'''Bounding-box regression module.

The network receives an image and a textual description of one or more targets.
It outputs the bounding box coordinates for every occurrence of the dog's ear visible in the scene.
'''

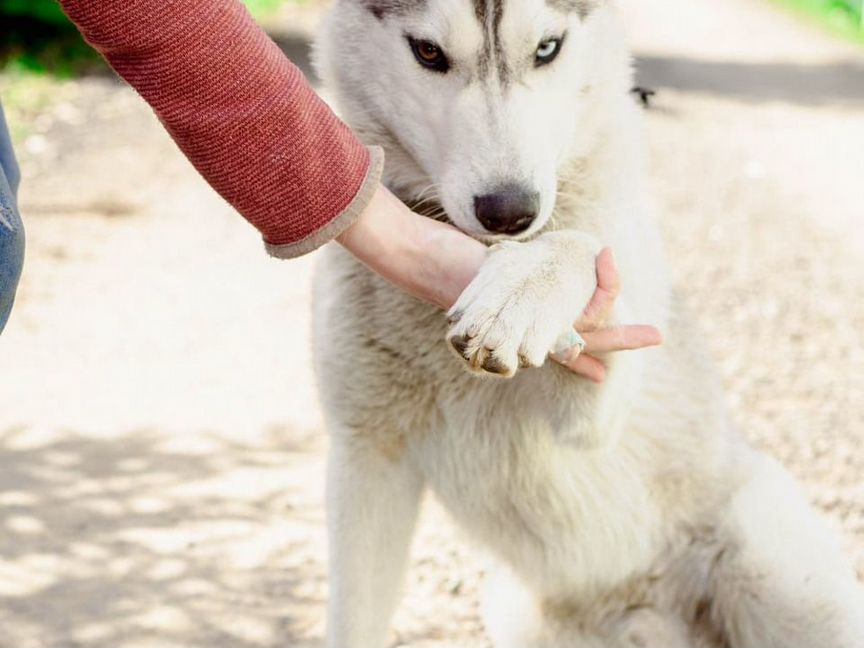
[360,0,425,20]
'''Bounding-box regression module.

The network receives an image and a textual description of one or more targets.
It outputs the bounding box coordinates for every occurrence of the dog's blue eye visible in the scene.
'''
[535,38,563,66]
[408,37,450,73]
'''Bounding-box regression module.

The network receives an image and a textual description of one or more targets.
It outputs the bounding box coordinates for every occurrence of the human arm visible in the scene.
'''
[58,0,380,258]
[335,185,488,311]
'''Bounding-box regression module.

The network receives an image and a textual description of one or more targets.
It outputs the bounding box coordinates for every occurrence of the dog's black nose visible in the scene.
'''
[474,186,539,235]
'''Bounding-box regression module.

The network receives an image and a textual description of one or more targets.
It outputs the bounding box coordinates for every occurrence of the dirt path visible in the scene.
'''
[0,0,862,645]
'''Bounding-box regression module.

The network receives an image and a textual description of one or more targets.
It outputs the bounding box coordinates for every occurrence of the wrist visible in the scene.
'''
[337,184,486,309]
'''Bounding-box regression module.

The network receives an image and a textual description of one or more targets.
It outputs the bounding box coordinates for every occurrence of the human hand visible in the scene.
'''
[550,248,662,383]
[338,185,661,382]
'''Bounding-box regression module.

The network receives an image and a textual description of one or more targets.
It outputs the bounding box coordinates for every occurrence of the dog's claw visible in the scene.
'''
[449,334,471,359]
[481,354,511,376]
[448,334,514,377]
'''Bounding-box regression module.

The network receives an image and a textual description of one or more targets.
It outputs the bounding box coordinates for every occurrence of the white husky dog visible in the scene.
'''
[310,0,864,645]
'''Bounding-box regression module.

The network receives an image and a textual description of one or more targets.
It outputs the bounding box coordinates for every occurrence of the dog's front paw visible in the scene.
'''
[446,233,601,378]
[446,292,540,378]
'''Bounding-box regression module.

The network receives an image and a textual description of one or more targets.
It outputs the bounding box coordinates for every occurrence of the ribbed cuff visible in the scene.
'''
[264,145,384,259]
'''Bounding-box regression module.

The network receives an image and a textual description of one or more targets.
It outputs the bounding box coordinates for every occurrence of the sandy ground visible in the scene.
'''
[0,0,863,645]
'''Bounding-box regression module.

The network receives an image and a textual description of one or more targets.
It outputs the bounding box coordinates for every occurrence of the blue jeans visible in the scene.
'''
[0,101,24,334]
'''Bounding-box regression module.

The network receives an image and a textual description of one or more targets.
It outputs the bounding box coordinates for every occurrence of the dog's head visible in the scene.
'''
[315,0,632,238]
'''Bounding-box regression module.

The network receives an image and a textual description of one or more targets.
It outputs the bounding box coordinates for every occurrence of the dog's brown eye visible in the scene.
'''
[407,36,450,73]
[418,42,439,61]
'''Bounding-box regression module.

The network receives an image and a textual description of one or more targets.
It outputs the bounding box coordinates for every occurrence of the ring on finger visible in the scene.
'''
[551,329,586,361]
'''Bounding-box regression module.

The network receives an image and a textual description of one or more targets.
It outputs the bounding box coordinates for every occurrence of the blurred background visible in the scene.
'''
[0,0,862,645]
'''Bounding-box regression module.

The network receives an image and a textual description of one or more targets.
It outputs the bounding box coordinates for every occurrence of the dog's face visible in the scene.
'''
[317,0,629,238]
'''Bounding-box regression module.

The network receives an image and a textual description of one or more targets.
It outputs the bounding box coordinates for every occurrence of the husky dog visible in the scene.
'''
[310,0,864,645]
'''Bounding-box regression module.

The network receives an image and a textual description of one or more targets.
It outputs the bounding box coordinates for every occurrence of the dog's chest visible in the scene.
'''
[317,252,667,595]
[410,379,664,597]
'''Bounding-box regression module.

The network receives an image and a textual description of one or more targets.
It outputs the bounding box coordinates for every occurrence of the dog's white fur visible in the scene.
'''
[310,0,864,645]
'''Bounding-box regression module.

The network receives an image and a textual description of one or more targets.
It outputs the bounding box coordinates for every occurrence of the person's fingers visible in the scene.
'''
[595,247,620,296]
[553,352,606,383]
[550,324,661,379]
[578,248,620,330]
[581,325,663,353]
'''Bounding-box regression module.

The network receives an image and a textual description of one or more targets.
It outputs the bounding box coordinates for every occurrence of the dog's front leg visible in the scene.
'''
[326,433,424,648]
[446,231,639,446]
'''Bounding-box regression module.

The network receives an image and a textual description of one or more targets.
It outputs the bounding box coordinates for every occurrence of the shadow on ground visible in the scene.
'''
[268,29,318,82]
[0,426,326,648]
[635,55,864,106]
[267,30,864,108]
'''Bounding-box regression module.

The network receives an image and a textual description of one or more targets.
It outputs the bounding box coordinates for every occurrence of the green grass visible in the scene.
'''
[0,0,69,25]
[768,0,864,45]
[243,0,296,17]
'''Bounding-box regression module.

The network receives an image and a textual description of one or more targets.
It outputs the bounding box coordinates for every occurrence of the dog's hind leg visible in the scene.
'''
[710,454,864,648]
[325,433,424,648]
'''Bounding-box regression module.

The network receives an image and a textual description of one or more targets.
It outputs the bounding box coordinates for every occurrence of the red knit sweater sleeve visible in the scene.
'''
[59,0,383,258]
